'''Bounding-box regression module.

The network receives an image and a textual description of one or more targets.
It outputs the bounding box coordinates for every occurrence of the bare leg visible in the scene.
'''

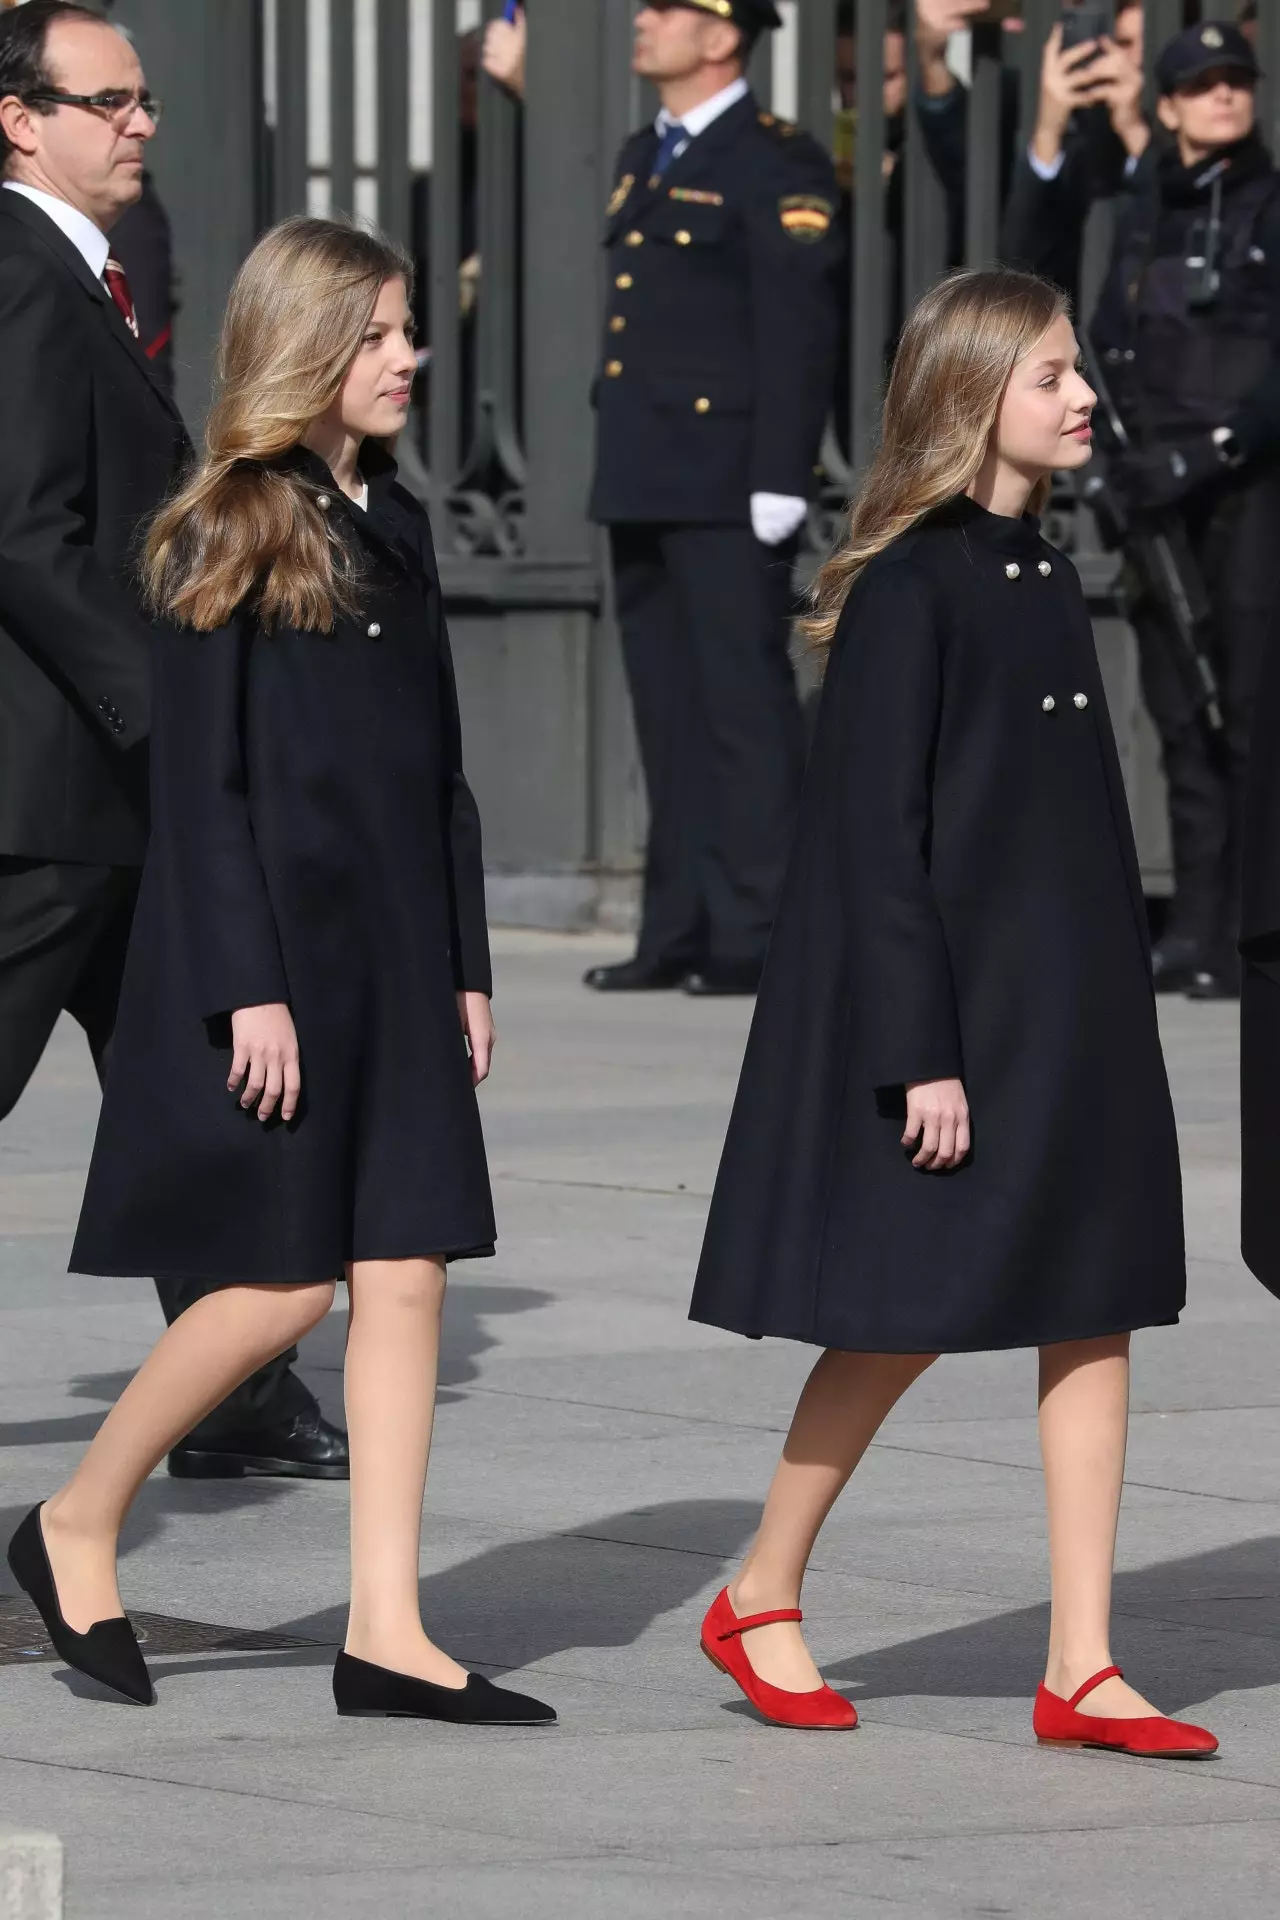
[41,1281,337,1631]
[1039,1332,1160,1717]
[342,1257,467,1687]
[727,1348,938,1691]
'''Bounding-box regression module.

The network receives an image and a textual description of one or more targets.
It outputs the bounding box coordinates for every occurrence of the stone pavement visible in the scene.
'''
[0,931,1277,1920]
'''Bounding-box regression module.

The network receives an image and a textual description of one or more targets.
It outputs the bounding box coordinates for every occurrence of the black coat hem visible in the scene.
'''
[687,1308,1181,1355]
[70,1241,496,1285]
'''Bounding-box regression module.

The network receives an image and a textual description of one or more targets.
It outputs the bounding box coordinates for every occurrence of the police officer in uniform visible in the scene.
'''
[1091,22,1280,999]
[586,0,844,996]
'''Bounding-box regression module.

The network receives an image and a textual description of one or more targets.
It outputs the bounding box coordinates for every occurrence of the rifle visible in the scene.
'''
[1079,335,1224,735]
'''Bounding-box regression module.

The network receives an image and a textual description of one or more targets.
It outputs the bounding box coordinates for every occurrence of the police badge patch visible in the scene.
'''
[607,174,635,218]
[779,194,834,242]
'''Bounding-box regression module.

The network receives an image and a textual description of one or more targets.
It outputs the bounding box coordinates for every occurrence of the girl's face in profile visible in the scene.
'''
[995,314,1096,482]
[334,276,417,442]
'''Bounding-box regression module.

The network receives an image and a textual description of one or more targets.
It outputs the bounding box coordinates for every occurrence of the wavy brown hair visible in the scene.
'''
[144,216,413,633]
[806,267,1069,658]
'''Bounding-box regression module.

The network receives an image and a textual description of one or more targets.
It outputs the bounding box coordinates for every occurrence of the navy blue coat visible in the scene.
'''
[690,498,1185,1353]
[72,449,495,1284]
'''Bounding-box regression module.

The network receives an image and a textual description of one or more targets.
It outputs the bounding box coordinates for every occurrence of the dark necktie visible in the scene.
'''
[103,256,139,338]
[652,121,690,177]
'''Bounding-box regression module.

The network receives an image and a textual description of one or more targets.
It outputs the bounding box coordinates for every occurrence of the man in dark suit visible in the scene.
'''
[0,0,346,1478]
[587,0,844,998]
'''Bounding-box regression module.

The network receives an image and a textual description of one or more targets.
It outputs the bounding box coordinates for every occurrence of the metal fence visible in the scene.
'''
[123,0,1272,920]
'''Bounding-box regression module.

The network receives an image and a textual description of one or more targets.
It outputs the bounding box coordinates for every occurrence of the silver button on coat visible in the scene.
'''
[1074,693,1089,709]
[316,493,331,509]
[1042,695,1056,712]
[367,622,381,638]
[1038,560,1052,577]
[1005,562,1020,580]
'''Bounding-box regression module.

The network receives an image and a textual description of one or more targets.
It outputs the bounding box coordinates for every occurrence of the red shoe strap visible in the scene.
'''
[718,1607,803,1639]
[1067,1664,1123,1710]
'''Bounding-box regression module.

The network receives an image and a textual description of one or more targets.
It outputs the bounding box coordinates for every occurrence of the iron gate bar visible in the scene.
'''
[428,0,462,516]
[854,0,890,473]
[329,0,356,219]
[796,0,838,153]
[965,18,1005,268]
[903,3,949,310]
[273,0,310,222]
[377,0,412,249]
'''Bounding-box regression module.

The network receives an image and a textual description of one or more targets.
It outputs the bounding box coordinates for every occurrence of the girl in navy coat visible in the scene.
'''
[691,269,1217,1757]
[7,218,554,1729]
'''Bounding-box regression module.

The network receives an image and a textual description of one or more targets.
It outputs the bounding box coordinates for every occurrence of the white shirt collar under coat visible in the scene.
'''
[655,76,750,144]
[2,181,111,279]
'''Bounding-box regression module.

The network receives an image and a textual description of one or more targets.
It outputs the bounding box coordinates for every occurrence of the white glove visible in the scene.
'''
[751,492,808,546]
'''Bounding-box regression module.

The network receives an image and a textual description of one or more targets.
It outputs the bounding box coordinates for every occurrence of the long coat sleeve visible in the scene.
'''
[690,500,1184,1355]
[72,448,497,1284]
[149,618,290,1020]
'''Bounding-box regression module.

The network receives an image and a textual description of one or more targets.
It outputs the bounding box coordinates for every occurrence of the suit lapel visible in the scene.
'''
[0,192,184,426]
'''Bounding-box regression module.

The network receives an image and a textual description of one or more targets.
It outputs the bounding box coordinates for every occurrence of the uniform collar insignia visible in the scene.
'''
[607,174,635,218]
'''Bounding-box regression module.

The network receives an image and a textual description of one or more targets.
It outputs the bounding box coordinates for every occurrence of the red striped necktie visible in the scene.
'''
[103,256,139,338]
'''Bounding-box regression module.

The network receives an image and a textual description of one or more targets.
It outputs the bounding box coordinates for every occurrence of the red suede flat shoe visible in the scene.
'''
[700,1587,857,1730]
[1033,1664,1218,1758]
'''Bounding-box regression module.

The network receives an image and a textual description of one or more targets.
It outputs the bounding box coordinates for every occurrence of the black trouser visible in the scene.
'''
[1130,467,1280,965]
[608,523,805,969]
[0,857,305,1431]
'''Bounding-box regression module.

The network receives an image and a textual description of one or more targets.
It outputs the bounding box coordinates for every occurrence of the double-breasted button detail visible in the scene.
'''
[1005,562,1020,580]
[1039,560,1052,577]
[1042,695,1056,712]
[1074,693,1089,710]
[695,397,711,414]
[367,621,381,638]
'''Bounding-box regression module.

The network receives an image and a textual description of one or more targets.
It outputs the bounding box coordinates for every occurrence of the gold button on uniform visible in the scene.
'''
[695,397,711,414]
[616,273,633,289]
[675,230,692,246]
[606,360,623,377]
[609,315,626,333]
[625,230,644,248]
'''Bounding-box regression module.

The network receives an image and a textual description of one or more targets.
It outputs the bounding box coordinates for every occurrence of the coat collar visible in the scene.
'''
[0,188,185,427]
[283,440,421,579]
[931,493,1045,559]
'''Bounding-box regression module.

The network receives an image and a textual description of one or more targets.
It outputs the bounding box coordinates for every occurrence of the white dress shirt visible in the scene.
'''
[654,79,807,547]
[2,180,110,279]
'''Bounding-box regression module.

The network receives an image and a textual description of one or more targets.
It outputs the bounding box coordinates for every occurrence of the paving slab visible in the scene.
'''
[1,931,1278,1919]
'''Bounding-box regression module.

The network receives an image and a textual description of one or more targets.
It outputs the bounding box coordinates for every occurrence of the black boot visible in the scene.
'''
[333,1650,556,1725]
[6,1506,153,1705]
[583,954,696,992]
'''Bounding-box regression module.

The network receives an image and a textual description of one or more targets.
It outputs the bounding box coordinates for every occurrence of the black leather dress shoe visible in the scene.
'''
[583,955,696,992]
[168,1403,350,1479]
[683,960,763,997]
[1150,934,1206,993]
[1185,962,1241,1002]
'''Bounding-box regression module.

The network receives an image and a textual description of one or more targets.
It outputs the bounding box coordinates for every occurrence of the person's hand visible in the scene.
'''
[913,0,985,95]
[229,1003,301,1123]
[1090,35,1149,160]
[482,8,526,101]
[1031,23,1106,166]
[458,991,496,1086]
[751,493,807,546]
[903,1077,970,1171]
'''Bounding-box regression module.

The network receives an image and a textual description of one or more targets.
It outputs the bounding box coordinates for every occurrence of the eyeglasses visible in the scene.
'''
[24,89,163,128]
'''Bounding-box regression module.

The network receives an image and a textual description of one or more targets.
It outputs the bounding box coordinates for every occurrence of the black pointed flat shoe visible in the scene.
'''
[6,1505,154,1706]
[333,1650,556,1725]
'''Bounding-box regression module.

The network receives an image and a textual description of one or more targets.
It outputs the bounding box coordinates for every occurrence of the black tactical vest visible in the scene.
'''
[1117,148,1278,440]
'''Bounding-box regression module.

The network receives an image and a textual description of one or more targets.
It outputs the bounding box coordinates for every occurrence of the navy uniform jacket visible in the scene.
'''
[589,92,845,526]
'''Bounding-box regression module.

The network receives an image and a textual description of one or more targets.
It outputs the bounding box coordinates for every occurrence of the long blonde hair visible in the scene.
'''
[807,267,1069,657]
[145,216,413,633]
